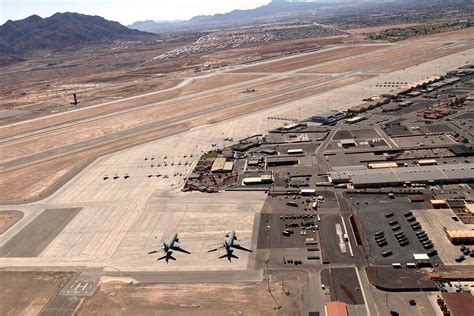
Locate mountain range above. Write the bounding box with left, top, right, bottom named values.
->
left=129, top=0, right=349, bottom=33
left=0, top=12, right=155, bottom=65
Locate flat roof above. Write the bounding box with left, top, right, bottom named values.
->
left=442, top=293, right=474, bottom=316
left=368, top=162, right=398, bottom=169
left=266, top=156, right=299, bottom=163
left=211, top=157, right=226, bottom=171
left=347, top=116, right=364, bottom=122
left=330, top=163, right=474, bottom=187
left=281, top=123, right=302, bottom=130
left=446, top=230, right=474, bottom=238
left=242, top=177, right=263, bottom=184
left=408, top=195, right=425, bottom=202
left=413, top=254, right=429, bottom=260
left=431, top=199, right=447, bottom=204
left=332, top=165, right=368, bottom=171
left=326, top=301, right=348, bottom=316
left=418, top=159, right=437, bottom=164
left=340, top=139, right=356, bottom=145
left=223, top=161, right=234, bottom=171
left=466, top=204, right=474, bottom=213
left=450, top=144, right=474, bottom=156
left=313, top=111, right=342, bottom=119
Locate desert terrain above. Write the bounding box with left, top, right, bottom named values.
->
left=0, top=12, right=473, bottom=315
left=77, top=271, right=308, bottom=315
left=0, top=24, right=471, bottom=272
left=1, top=27, right=473, bottom=204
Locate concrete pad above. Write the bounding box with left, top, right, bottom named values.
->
left=0, top=208, right=81, bottom=257
left=40, top=191, right=265, bottom=271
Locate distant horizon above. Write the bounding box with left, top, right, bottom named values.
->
left=0, top=0, right=274, bottom=25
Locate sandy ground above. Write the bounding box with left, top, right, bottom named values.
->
left=1, top=28, right=472, bottom=204
left=0, top=28, right=471, bottom=275
left=0, top=271, right=74, bottom=315
left=0, top=33, right=351, bottom=121
left=0, top=45, right=472, bottom=273
left=77, top=270, right=307, bottom=316
left=0, top=73, right=265, bottom=139
left=0, top=211, right=23, bottom=234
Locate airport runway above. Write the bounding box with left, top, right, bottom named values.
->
left=0, top=30, right=473, bottom=274
left=0, top=75, right=342, bottom=170
left=1, top=33, right=473, bottom=204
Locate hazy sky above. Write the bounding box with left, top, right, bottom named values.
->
left=0, top=0, right=271, bottom=25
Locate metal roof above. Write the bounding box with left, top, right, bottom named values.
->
left=211, top=157, right=227, bottom=172
left=344, top=163, right=474, bottom=186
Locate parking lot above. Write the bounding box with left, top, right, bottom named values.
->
left=351, top=194, right=442, bottom=265
left=263, top=191, right=338, bottom=213
left=257, top=213, right=319, bottom=249
left=256, top=193, right=340, bottom=263
left=414, top=208, right=474, bottom=265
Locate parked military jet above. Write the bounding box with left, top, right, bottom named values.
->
left=148, top=233, right=190, bottom=263
left=208, top=231, right=252, bottom=261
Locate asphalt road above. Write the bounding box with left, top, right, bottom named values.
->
left=0, top=208, right=81, bottom=257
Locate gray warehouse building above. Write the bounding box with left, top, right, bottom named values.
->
left=330, top=163, right=474, bottom=188
left=310, top=110, right=345, bottom=125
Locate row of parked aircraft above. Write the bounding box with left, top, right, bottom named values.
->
left=148, top=231, right=251, bottom=263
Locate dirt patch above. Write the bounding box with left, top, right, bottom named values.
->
left=0, top=271, right=74, bottom=315
left=77, top=270, right=307, bottom=315
left=0, top=210, right=23, bottom=234
left=0, top=153, right=92, bottom=204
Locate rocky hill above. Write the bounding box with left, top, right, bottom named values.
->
left=0, top=12, right=155, bottom=65
left=130, top=0, right=343, bottom=33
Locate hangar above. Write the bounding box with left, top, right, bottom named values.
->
left=330, top=163, right=474, bottom=188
